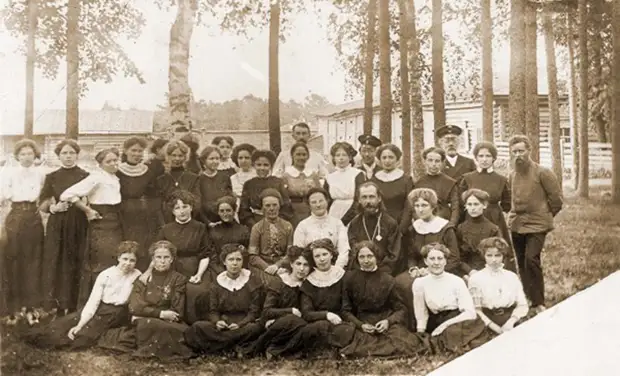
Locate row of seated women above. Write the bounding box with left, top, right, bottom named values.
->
left=25, top=234, right=527, bottom=361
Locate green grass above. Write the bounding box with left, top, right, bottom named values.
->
left=2, top=184, right=619, bottom=376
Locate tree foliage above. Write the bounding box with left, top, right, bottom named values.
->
left=2, top=0, right=146, bottom=97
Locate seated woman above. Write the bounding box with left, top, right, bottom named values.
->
left=184, top=244, right=264, bottom=356
left=468, top=237, right=529, bottom=336
left=241, top=246, right=310, bottom=359
left=24, top=241, right=141, bottom=350
left=156, top=190, right=213, bottom=324
left=394, top=188, right=461, bottom=330
left=207, top=196, right=251, bottom=280
left=100, top=240, right=193, bottom=360
left=295, top=238, right=355, bottom=355
left=340, top=241, right=428, bottom=358
left=412, top=243, right=486, bottom=354
left=248, top=188, right=294, bottom=285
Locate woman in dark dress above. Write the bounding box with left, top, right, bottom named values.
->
left=281, top=142, right=322, bottom=228
left=180, top=133, right=202, bottom=175
left=371, top=144, right=413, bottom=225
left=1, top=139, right=46, bottom=320
left=184, top=244, right=264, bottom=356
left=241, top=246, right=310, bottom=359
left=118, top=137, right=164, bottom=271
left=239, top=150, right=293, bottom=229
left=198, top=145, right=234, bottom=224
left=460, top=142, right=514, bottom=265
left=24, top=241, right=141, bottom=350
left=39, top=139, right=90, bottom=313
left=341, top=241, right=428, bottom=358
left=102, top=240, right=194, bottom=360
left=248, top=188, right=294, bottom=286
left=213, top=136, right=237, bottom=179
left=60, top=148, right=124, bottom=308
left=156, top=190, right=213, bottom=324
left=394, top=188, right=462, bottom=330
left=296, top=238, right=355, bottom=354
left=207, top=196, right=251, bottom=280
left=146, top=138, right=168, bottom=178
left=156, top=140, right=201, bottom=223
left=413, top=243, right=486, bottom=353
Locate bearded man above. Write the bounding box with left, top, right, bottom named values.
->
left=347, top=181, right=402, bottom=275
left=436, top=124, right=476, bottom=181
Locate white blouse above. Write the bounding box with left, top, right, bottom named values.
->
left=273, top=149, right=329, bottom=179
left=230, top=170, right=257, bottom=198
left=0, top=165, right=45, bottom=202
left=60, top=168, right=121, bottom=205
left=217, top=268, right=251, bottom=292
left=293, top=214, right=350, bottom=269
left=80, top=266, right=141, bottom=321
left=468, top=266, right=529, bottom=322
left=326, top=166, right=361, bottom=220
left=412, top=272, right=476, bottom=331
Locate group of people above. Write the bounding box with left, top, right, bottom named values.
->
left=0, top=121, right=564, bottom=361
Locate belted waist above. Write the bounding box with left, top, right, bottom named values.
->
left=10, top=201, right=37, bottom=210
left=482, top=304, right=516, bottom=316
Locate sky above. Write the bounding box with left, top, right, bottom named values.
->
left=0, top=0, right=558, bottom=114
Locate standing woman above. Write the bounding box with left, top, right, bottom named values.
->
left=0, top=139, right=46, bottom=319
left=281, top=142, right=322, bottom=228
left=371, top=144, right=413, bottom=225
left=460, top=142, right=513, bottom=250
left=156, top=140, right=200, bottom=223
left=213, top=136, right=237, bottom=179
left=411, top=147, right=460, bottom=226
left=239, top=150, right=293, bottom=229
left=60, top=148, right=124, bottom=308
left=118, top=137, right=165, bottom=272
left=180, top=133, right=202, bottom=175
left=324, top=142, right=364, bottom=226
left=230, top=143, right=257, bottom=212
left=198, top=145, right=233, bottom=224
left=39, top=139, right=90, bottom=313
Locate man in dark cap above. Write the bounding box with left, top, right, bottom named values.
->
left=355, top=134, right=382, bottom=180
left=436, top=124, right=476, bottom=181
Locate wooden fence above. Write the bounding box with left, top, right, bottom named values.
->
left=494, top=141, right=613, bottom=173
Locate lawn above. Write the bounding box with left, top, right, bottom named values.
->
left=2, top=183, right=619, bottom=376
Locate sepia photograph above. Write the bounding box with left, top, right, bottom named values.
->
left=0, top=0, right=619, bottom=374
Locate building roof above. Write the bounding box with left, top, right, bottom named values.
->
left=0, top=109, right=154, bottom=136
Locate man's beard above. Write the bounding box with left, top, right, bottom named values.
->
left=363, top=204, right=380, bottom=215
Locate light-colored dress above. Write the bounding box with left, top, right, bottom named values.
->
left=293, top=214, right=350, bottom=269
left=325, top=166, right=363, bottom=221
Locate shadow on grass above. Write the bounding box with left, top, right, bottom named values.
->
left=2, top=185, right=619, bottom=376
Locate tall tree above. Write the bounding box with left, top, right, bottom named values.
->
left=611, top=0, right=620, bottom=203
left=509, top=0, right=527, bottom=136
left=409, top=0, right=425, bottom=180
left=398, top=0, right=411, bottom=174
left=543, top=11, right=563, bottom=186
left=24, top=0, right=36, bottom=138
left=168, top=0, right=197, bottom=129
left=363, top=0, right=378, bottom=135
left=481, top=0, right=493, bottom=142
left=268, top=0, right=282, bottom=154
left=66, top=0, right=79, bottom=139
left=590, top=0, right=607, bottom=143
left=577, top=0, right=589, bottom=198
left=524, top=2, right=539, bottom=161
left=378, top=0, right=392, bottom=143
left=431, top=0, right=446, bottom=136
left=567, top=13, right=580, bottom=190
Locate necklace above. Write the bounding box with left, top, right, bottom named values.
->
left=362, top=213, right=382, bottom=242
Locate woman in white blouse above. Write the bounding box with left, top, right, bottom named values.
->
left=412, top=242, right=486, bottom=353
left=468, top=237, right=529, bottom=335
left=293, top=188, right=350, bottom=269
left=24, top=241, right=141, bottom=349
left=229, top=143, right=257, bottom=216
left=324, top=142, right=364, bottom=226
left=60, top=148, right=123, bottom=307
left=0, top=139, right=46, bottom=322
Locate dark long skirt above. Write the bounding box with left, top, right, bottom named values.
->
left=294, top=320, right=356, bottom=354
left=173, top=255, right=212, bottom=324
left=240, top=314, right=307, bottom=357
left=290, top=201, right=310, bottom=229
left=340, top=312, right=428, bottom=358
left=184, top=321, right=263, bottom=354
left=120, top=198, right=164, bottom=272
left=23, top=303, right=129, bottom=350
left=41, top=206, right=89, bottom=311
left=393, top=272, right=419, bottom=331
left=1, top=202, right=44, bottom=315
left=77, top=204, right=123, bottom=309
left=99, top=318, right=194, bottom=361
left=427, top=309, right=487, bottom=353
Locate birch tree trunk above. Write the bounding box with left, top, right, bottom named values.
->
left=363, top=0, right=378, bottom=135
left=378, top=0, right=392, bottom=143
left=543, top=11, right=563, bottom=186
left=481, top=0, right=493, bottom=142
